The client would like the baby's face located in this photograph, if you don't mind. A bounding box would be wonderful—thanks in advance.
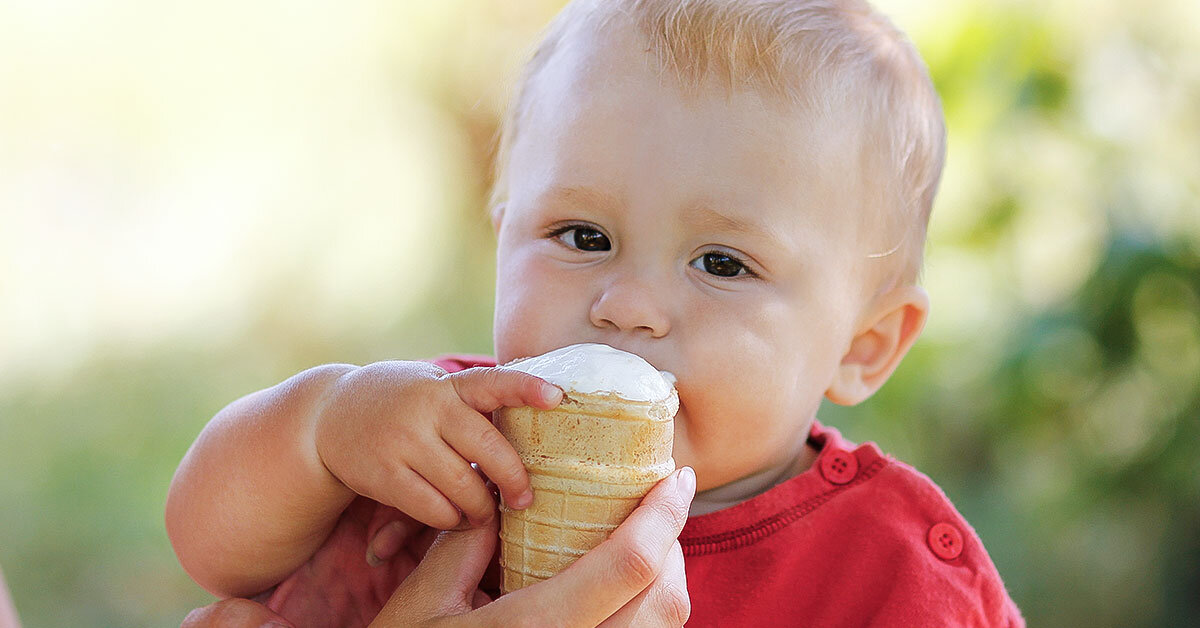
[493,24,878,491]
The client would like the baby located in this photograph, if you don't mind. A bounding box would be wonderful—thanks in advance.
[168,0,1024,625]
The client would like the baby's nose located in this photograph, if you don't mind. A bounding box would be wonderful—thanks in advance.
[588,275,671,338]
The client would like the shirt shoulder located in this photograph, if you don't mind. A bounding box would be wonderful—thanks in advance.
[681,422,1024,627]
[836,449,1026,627]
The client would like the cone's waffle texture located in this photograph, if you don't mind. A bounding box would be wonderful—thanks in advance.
[495,388,677,594]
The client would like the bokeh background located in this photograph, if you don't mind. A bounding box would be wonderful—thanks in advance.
[1,0,1197,625]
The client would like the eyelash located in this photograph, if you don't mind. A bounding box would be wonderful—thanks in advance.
[544,223,759,279]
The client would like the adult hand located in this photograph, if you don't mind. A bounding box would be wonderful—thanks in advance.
[180,468,694,628]
[372,466,696,627]
[181,598,293,628]
[1,564,22,628]
[180,497,441,628]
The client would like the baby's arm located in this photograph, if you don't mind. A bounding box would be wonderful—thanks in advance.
[166,364,358,598]
[165,361,562,598]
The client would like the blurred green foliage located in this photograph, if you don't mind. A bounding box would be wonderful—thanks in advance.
[1,1,1198,626]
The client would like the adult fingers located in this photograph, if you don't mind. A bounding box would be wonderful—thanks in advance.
[480,467,695,628]
[445,367,562,415]
[0,564,18,628]
[366,516,427,566]
[439,409,532,513]
[371,518,499,627]
[414,440,498,527]
[181,598,294,628]
[598,541,690,628]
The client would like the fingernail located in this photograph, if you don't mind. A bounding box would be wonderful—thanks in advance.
[261,622,291,628]
[678,467,696,498]
[513,489,534,509]
[541,382,562,404]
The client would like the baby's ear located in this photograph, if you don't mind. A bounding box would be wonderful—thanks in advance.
[825,285,929,406]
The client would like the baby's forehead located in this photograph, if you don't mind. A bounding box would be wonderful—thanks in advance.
[524,13,882,173]
[519,43,877,220]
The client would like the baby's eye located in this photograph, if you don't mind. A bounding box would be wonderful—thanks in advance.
[690,252,754,278]
[551,225,611,252]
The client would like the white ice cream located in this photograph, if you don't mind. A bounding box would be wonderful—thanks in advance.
[503,343,675,402]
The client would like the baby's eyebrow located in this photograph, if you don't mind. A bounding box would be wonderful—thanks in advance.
[685,205,762,238]
[684,205,787,252]
[544,185,622,215]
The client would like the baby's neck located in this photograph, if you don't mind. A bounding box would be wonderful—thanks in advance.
[690,437,819,516]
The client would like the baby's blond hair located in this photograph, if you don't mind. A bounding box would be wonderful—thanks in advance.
[490,0,945,285]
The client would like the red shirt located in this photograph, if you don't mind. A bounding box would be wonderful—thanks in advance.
[264,355,1024,626]
[680,420,1022,627]
[437,355,1023,627]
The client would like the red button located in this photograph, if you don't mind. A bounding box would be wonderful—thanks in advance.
[927,522,964,560]
[819,449,859,485]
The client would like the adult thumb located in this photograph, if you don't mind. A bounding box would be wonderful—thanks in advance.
[181,598,294,628]
[371,517,498,626]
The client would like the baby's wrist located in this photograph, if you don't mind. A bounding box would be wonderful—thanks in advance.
[304,364,361,494]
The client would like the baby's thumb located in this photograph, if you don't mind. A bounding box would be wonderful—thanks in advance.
[373,517,498,625]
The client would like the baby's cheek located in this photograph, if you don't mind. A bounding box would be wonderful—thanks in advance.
[492,291,533,363]
[674,379,740,450]
[494,272,575,362]
[688,365,791,447]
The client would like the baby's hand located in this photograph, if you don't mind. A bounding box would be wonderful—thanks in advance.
[313,361,562,529]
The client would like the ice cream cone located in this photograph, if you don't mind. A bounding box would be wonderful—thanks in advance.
[495,345,677,594]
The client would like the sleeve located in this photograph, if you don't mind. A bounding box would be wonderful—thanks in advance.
[429,354,498,373]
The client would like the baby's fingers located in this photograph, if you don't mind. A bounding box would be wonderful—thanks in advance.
[416,441,499,527]
[441,410,533,512]
[384,467,465,530]
[446,366,563,414]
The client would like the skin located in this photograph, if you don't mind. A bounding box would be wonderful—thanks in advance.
[492,20,930,505]
[167,364,562,597]
[0,565,20,628]
[183,469,696,628]
[170,365,697,627]
[169,15,930,628]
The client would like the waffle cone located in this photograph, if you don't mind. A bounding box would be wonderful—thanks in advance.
[495,388,677,594]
